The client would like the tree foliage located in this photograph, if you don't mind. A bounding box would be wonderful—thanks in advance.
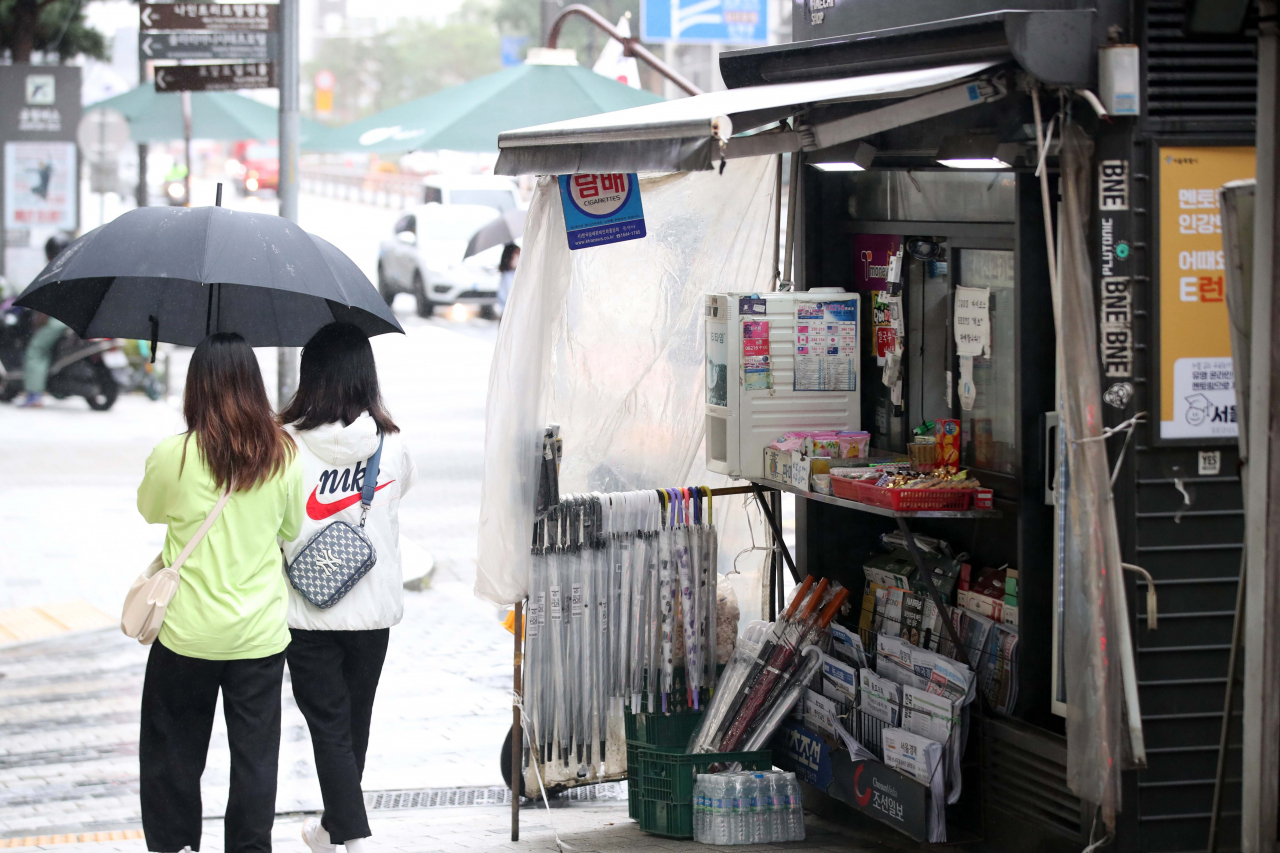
[305,3,503,124]
[0,0,108,64]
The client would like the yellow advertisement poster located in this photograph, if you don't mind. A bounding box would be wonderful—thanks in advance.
[1159,146,1255,440]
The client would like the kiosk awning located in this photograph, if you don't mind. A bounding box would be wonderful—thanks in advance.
[495,61,1004,176]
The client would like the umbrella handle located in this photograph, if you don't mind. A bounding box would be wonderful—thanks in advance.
[148,315,159,364]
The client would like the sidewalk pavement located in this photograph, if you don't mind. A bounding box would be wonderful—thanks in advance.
[1,799,941,853]
[0,570,511,839]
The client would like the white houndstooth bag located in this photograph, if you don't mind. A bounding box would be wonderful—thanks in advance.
[287,435,383,609]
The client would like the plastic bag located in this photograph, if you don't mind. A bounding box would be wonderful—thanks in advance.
[475,158,777,606]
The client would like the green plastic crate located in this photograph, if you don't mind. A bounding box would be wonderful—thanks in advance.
[625,711,705,748]
[638,795,694,838]
[635,748,773,807]
[628,786,641,821]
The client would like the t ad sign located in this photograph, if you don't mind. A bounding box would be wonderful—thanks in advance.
[1157,146,1254,440]
[558,173,646,250]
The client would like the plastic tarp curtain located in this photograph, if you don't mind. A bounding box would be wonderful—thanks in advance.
[1057,124,1131,828]
[476,156,777,610]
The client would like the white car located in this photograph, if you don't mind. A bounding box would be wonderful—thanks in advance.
[421,174,521,211]
[377,203,504,318]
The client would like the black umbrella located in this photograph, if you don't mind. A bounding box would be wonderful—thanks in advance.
[15,205,403,348]
[463,209,525,259]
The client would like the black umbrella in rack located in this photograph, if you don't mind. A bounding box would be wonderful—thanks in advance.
[15,204,403,348]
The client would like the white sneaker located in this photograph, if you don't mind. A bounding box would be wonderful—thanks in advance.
[302,818,338,853]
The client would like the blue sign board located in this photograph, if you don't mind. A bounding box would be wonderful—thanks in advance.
[641,0,769,44]
[558,173,646,250]
[500,35,528,67]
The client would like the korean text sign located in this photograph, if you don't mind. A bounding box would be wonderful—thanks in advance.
[1158,146,1254,440]
[558,173,646,250]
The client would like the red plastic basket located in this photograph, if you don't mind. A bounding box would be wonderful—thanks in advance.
[831,475,972,511]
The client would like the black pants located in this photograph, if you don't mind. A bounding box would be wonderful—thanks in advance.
[286,628,390,844]
[140,641,286,853]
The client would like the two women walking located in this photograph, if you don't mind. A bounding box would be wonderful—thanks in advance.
[136,323,414,853]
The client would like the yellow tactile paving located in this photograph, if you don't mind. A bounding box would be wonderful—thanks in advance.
[0,601,115,643]
[0,829,144,848]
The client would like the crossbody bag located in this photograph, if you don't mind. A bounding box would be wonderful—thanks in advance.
[122,485,233,645]
[286,435,383,609]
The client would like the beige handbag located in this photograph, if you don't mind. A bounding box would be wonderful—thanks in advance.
[122,487,232,645]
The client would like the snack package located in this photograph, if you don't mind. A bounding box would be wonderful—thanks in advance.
[837,431,871,459]
[935,419,961,468]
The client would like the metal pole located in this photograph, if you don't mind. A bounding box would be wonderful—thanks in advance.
[1243,3,1280,848]
[511,599,523,841]
[546,5,703,96]
[277,0,300,408]
[137,52,148,209]
[181,91,192,207]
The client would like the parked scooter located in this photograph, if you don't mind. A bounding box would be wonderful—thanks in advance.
[0,304,122,410]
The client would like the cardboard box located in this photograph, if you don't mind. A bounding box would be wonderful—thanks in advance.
[763,446,812,491]
[958,588,1003,621]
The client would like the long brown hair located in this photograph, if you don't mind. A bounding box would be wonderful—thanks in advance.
[279,322,399,434]
[183,332,295,491]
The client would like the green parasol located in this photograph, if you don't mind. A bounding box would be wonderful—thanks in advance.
[305,62,662,154]
[87,84,325,143]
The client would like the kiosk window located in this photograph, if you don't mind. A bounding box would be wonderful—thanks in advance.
[957,249,1017,475]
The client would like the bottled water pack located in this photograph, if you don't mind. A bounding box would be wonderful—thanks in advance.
[693,770,805,844]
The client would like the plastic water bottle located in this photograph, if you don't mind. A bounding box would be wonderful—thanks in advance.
[785,772,805,841]
[693,775,706,841]
[749,774,767,843]
[710,775,728,844]
[730,774,747,844]
[764,773,784,842]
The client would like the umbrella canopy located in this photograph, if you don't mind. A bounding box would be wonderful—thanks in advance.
[87,85,325,144]
[306,63,663,155]
[465,209,525,258]
[15,206,403,347]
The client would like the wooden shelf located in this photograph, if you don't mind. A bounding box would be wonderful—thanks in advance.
[748,478,1002,519]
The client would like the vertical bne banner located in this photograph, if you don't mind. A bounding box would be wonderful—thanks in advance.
[1158,146,1255,440]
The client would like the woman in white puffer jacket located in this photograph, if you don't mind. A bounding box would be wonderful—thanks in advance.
[279,323,416,853]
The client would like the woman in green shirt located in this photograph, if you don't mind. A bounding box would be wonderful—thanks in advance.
[136,332,303,853]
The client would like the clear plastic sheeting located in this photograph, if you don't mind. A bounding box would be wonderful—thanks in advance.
[475,156,777,608]
[1057,124,1139,829]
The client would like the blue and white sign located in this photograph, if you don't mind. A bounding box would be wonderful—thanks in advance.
[641,0,768,44]
[558,173,646,250]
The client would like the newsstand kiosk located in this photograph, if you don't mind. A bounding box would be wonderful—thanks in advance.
[494,2,1257,850]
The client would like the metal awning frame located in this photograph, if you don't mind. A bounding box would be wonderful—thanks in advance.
[495,63,1009,176]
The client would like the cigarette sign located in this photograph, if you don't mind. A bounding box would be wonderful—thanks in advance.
[1158,146,1254,440]
[140,3,278,32]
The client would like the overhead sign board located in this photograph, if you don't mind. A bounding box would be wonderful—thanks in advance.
[139,31,278,62]
[1157,146,1255,441]
[641,0,768,44]
[140,2,278,32]
[155,63,275,92]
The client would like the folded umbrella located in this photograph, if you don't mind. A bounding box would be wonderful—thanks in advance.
[464,209,525,259]
[15,205,403,348]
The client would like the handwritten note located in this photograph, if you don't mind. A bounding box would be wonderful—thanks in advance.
[953,286,990,357]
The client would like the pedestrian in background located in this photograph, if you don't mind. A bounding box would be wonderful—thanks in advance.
[136,332,303,853]
[278,323,416,853]
[496,243,519,317]
[17,235,72,408]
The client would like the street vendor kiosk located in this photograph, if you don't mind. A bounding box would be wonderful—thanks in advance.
[492,1,1256,849]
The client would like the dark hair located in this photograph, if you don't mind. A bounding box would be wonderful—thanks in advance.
[45,234,71,262]
[183,332,296,491]
[279,323,399,434]
[499,243,520,273]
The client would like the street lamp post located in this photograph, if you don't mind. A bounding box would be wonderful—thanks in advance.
[277,0,300,408]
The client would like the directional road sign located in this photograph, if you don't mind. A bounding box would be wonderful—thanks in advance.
[140,2,278,33]
[154,63,275,92]
[640,0,768,44]
[139,31,278,62]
